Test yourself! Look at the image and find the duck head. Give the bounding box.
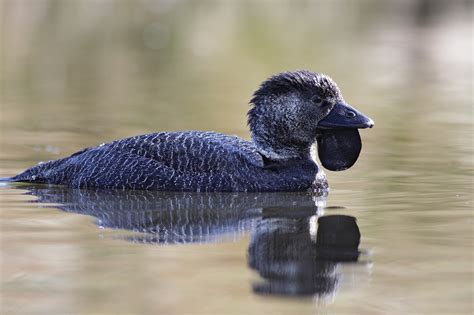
[248,70,374,171]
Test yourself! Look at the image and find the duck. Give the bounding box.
[10,70,374,192]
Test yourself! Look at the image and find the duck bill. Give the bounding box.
[318,102,374,129]
[316,102,374,172]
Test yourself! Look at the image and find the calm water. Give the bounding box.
[1,1,473,314]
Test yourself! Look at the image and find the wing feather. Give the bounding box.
[109,131,264,172]
[13,131,266,191]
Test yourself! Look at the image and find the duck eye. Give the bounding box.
[311,95,323,106]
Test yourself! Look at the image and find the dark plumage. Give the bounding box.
[11,70,374,192]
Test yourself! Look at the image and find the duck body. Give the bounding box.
[12,131,318,191]
[11,70,373,192]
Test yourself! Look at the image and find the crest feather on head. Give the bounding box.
[250,70,343,106]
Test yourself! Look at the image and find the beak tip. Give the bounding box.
[367,118,375,129]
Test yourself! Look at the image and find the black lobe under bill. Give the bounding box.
[317,129,362,171]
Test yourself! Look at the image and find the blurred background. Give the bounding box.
[1,0,472,159]
[0,1,473,314]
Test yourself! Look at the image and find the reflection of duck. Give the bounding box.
[20,185,324,244]
[10,71,373,191]
[17,185,370,299]
[249,213,367,299]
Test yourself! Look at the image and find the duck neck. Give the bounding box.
[252,134,313,162]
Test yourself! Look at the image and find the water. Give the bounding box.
[1,1,473,314]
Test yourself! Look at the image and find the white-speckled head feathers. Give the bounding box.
[247,70,345,161]
[250,70,343,107]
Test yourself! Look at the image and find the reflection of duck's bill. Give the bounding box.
[318,102,374,129]
[317,215,360,244]
[315,246,360,262]
[316,215,361,261]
